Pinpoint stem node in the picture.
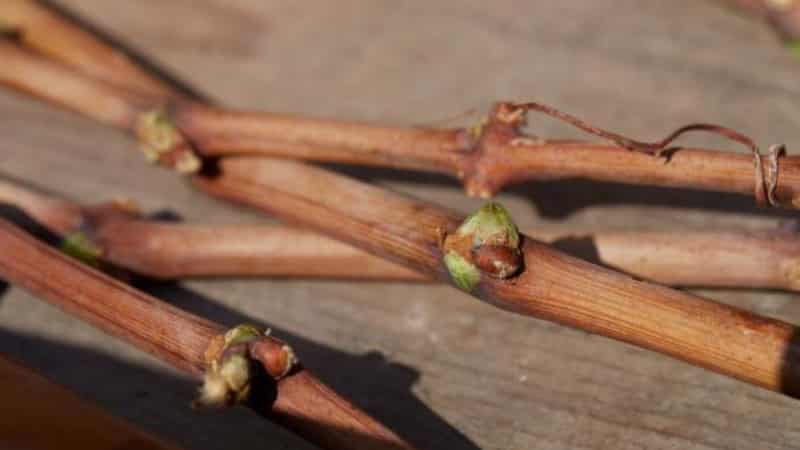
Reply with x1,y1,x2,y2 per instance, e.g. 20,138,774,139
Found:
134,107,201,174
197,324,298,409
60,231,102,268
443,202,522,291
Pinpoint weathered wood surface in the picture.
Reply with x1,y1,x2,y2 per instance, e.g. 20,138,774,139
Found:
2,1,800,449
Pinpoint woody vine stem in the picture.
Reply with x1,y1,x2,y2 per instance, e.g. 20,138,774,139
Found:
1,2,799,207
3,1,800,444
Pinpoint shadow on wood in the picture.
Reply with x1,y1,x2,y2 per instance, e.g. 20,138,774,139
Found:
327,163,800,219
137,279,480,450
0,204,480,450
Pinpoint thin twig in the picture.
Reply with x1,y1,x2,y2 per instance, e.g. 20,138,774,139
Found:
5,178,800,290
1,19,799,206
0,218,417,450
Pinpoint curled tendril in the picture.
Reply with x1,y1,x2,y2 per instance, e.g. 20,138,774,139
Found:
502,101,787,207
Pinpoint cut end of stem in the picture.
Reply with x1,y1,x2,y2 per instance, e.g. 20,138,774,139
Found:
134,108,201,174
443,202,523,291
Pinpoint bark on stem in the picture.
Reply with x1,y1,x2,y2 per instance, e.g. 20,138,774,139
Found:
0,42,199,172
6,178,800,290
5,2,800,397
88,224,800,291
0,178,425,280
195,157,800,397
0,40,142,128
177,103,800,205
2,37,800,206
0,219,417,450
0,0,176,97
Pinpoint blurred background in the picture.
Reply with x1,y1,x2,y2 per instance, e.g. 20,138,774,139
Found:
2,1,800,449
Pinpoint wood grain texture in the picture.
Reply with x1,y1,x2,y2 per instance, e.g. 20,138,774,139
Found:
2,1,800,450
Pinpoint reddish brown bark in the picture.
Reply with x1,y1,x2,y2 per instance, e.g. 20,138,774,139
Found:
5,0,800,401
0,219,416,450
6,177,800,290
0,0,177,97
2,34,799,207
195,157,800,396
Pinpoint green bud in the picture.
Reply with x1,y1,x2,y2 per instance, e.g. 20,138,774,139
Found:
444,251,481,292
194,324,270,408
218,353,252,403
443,202,522,291
136,109,180,157
134,108,201,174
457,202,519,249
196,351,253,408
789,41,800,58
60,232,102,268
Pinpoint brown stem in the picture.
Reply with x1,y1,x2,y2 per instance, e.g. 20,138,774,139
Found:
96,222,428,281
90,224,800,291
2,36,799,207
0,39,143,128
6,1,800,398
0,0,177,97
0,218,417,450
0,178,425,281
179,101,800,206
0,41,199,172
7,178,800,290
194,157,800,397
175,103,466,175
530,228,800,291
0,353,186,450
0,177,84,235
